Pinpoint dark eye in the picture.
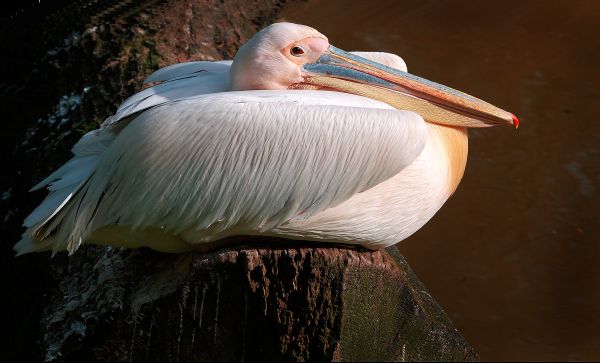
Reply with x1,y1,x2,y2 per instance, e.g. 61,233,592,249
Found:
290,45,305,57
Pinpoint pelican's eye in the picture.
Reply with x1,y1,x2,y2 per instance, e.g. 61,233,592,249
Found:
290,45,306,57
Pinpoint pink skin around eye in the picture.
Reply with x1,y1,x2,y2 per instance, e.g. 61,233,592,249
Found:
305,37,329,56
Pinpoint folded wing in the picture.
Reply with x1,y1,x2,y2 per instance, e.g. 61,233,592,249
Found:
17,90,427,254
103,61,233,129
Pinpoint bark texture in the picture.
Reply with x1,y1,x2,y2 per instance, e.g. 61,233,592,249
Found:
0,1,477,361
43,244,477,361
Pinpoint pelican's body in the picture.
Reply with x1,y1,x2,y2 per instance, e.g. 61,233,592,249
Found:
15,23,515,255
279,123,467,244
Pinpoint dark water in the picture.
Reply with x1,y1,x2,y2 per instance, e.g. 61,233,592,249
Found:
280,0,600,360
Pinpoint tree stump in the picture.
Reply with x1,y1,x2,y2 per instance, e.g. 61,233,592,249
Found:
43,243,477,361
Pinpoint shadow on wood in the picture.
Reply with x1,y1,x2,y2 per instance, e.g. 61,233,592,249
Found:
43,243,477,361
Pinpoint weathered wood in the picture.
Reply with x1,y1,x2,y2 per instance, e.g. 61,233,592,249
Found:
43,243,477,361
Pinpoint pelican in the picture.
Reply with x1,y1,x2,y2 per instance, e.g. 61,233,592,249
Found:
15,22,518,255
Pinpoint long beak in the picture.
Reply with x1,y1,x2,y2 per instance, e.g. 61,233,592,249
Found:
300,45,519,128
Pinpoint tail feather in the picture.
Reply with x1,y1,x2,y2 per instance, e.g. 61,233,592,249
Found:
30,130,112,191
13,236,54,256
23,187,75,228
15,129,114,255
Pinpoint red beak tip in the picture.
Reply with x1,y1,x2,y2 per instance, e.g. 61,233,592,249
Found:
511,113,520,129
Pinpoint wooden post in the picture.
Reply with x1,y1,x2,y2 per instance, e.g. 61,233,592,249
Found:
43,244,477,361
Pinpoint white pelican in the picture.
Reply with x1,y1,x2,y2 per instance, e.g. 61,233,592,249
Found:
15,23,518,255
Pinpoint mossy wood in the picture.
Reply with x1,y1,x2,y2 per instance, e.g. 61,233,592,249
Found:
43,244,476,361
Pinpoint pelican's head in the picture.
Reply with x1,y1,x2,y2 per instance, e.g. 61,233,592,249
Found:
231,22,519,128
231,23,329,90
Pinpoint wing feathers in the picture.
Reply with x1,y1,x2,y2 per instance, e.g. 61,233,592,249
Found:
143,60,231,84
23,130,114,229
107,73,231,127
46,91,426,253
19,90,427,254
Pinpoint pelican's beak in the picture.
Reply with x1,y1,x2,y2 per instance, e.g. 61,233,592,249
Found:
300,46,519,128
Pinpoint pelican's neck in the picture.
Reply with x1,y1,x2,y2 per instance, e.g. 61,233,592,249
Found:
428,124,468,196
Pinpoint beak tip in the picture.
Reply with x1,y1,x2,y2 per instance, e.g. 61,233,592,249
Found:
511,113,520,129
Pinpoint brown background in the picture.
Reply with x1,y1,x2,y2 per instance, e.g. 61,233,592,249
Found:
280,0,600,360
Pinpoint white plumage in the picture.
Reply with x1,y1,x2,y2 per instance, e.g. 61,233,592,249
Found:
16,22,516,255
